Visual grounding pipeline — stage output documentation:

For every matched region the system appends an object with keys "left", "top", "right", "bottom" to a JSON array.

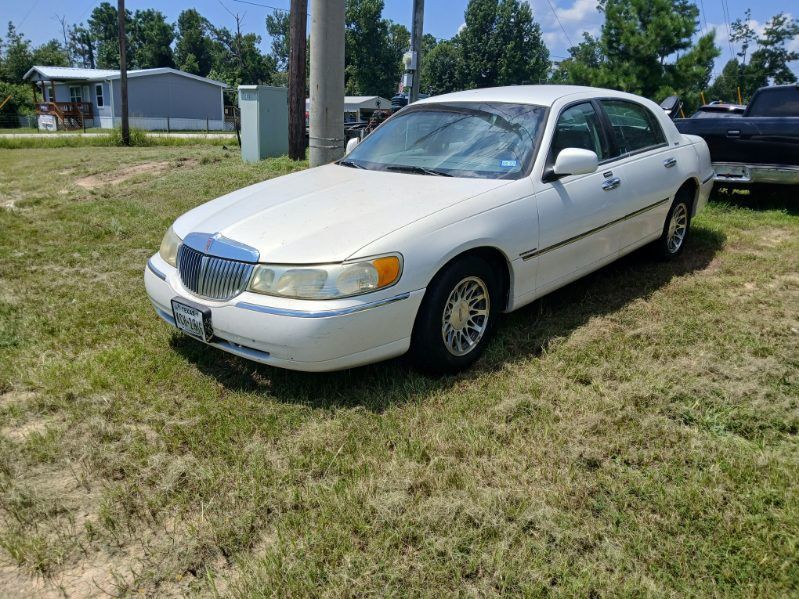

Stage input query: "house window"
[
  {"left": 95, "top": 84, "right": 104, "bottom": 107},
  {"left": 69, "top": 86, "right": 83, "bottom": 103}
]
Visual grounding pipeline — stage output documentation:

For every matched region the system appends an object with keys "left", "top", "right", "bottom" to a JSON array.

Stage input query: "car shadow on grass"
[{"left": 171, "top": 225, "right": 726, "bottom": 412}]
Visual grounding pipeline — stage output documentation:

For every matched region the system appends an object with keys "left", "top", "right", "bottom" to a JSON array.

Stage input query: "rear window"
[
  {"left": 690, "top": 109, "right": 742, "bottom": 118},
  {"left": 601, "top": 100, "right": 666, "bottom": 154},
  {"left": 748, "top": 88, "right": 799, "bottom": 117}
]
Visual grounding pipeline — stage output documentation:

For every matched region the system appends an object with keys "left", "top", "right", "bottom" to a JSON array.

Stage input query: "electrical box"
[{"left": 238, "top": 85, "right": 288, "bottom": 162}]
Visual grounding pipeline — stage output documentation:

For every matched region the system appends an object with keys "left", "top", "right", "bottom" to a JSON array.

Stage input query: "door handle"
[
  {"left": 727, "top": 129, "right": 741, "bottom": 138},
  {"left": 602, "top": 176, "right": 621, "bottom": 191},
  {"left": 663, "top": 157, "right": 677, "bottom": 168}
]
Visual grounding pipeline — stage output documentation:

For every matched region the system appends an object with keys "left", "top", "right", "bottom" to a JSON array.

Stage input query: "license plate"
[{"left": 171, "top": 299, "right": 212, "bottom": 342}]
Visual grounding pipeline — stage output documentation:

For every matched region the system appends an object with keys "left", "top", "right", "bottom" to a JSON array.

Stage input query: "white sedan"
[{"left": 145, "top": 85, "right": 714, "bottom": 373}]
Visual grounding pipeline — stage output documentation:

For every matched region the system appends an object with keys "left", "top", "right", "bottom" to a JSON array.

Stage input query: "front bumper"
[
  {"left": 713, "top": 162, "right": 799, "bottom": 185},
  {"left": 144, "top": 254, "right": 425, "bottom": 372}
]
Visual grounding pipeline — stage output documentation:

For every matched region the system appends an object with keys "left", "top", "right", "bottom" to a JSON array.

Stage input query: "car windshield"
[{"left": 343, "top": 102, "right": 546, "bottom": 179}]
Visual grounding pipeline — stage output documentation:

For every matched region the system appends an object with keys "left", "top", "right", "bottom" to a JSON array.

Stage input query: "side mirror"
[
  {"left": 660, "top": 95, "right": 683, "bottom": 120},
  {"left": 345, "top": 137, "right": 359, "bottom": 154},
  {"left": 553, "top": 148, "right": 598, "bottom": 177}
]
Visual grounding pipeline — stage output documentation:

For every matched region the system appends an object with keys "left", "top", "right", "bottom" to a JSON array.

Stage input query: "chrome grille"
[{"left": 176, "top": 244, "right": 255, "bottom": 301}]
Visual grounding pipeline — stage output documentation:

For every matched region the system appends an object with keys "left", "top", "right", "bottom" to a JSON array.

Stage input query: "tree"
[
  {"left": 209, "top": 25, "right": 275, "bottom": 88},
  {"left": 420, "top": 39, "right": 463, "bottom": 95},
  {"left": 69, "top": 25, "right": 96, "bottom": 68},
  {"left": 345, "top": 0, "right": 407, "bottom": 99},
  {"left": 31, "top": 39, "right": 70, "bottom": 67},
  {"left": 265, "top": 10, "right": 290, "bottom": 71},
  {"left": 556, "top": 0, "right": 719, "bottom": 112},
  {"left": 748, "top": 13, "right": 799, "bottom": 85},
  {"left": 1, "top": 23, "right": 33, "bottom": 82},
  {"left": 130, "top": 9, "right": 174, "bottom": 69},
  {"left": 457, "top": 0, "right": 549, "bottom": 89},
  {"left": 88, "top": 2, "right": 132, "bottom": 68},
  {"left": 708, "top": 11, "right": 798, "bottom": 103},
  {"left": 175, "top": 10, "right": 215, "bottom": 76}
]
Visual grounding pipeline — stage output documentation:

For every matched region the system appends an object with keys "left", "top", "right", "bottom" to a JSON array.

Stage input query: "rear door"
[{"left": 599, "top": 99, "right": 681, "bottom": 251}]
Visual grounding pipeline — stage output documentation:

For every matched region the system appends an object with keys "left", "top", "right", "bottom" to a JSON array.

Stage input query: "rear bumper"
[
  {"left": 713, "top": 162, "right": 799, "bottom": 185},
  {"left": 144, "top": 254, "right": 425, "bottom": 372}
]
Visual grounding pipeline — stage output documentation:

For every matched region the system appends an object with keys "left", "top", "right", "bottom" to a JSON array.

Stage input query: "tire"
[
  {"left": 654, "top": 192, "right": 692, "bottom": 260},
  {"left": 409, "top": 255, "right": 501, "bottom": 374}
]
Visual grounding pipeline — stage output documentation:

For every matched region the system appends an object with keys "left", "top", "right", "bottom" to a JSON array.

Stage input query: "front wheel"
[
  {"left": 409, "top": 256, "right": 500, "bottom": 374},
  {"left": 654, "top": 195, "right": 691, "bottom": 259}
]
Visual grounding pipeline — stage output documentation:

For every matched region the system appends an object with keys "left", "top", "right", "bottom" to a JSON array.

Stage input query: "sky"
[{"left": 4, "top": 0, "right": 798, "bottom": 77}]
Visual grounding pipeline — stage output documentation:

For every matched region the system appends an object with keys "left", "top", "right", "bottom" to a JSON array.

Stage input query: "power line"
[
  {"left": 543, "top": 0, "right": 573, "bottom": 47},
  {"left": 233, "top": 0, "right": 290, "bottom": 12},
  {"left": 698, "top": 0, "right": 708, "bottom": 35}
]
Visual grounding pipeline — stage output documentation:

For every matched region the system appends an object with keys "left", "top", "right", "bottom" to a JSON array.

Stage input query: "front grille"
[{"left": 177, "top": 244, "right": 255, "bottom": 301}]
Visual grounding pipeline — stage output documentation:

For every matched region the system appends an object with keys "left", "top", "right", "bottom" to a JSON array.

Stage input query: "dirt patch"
[
  {"left": 75, "top": 159, "right": 197, "bottom": 190},
  {"left": 1, "top": 416, "right": 53, "bottom": 442}
]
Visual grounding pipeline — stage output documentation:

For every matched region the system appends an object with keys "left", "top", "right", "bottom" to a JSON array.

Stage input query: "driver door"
[{"left": 533, "top": 101, "right": 628, "bottom": 295}]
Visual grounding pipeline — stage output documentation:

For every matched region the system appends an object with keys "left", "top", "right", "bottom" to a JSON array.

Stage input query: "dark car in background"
[{"left": 674, "top": 85, "right": 799, "bottom": 187}]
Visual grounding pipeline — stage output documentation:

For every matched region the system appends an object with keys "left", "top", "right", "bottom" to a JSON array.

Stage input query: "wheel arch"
[
  {"left": 676, "top": 177, "right": 699, "bottom": 216},
  {"left": 425, "top": 245, "right": 514, "bottom": 312}
]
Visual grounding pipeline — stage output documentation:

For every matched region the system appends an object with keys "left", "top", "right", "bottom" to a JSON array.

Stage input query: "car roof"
[{"left": 414, "top": 85, "right": 647, "bottom": 108}]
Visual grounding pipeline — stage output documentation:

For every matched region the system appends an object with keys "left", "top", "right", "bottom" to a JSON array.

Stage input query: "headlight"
[
  {"left": 159, "top": 226, "right": 182, "bottom": 267},
  {"left": 248, "top": 254, "right": 401, "bottom": 299}
]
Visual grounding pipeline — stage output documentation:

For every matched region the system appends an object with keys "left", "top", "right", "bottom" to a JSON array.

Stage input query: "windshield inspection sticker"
[{"left": 500, "top": 159, "right": 518, "bottom": 168}]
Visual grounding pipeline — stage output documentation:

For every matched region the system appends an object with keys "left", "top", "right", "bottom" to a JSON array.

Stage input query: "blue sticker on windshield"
[{"left": 500, "top": 159, "right": 518, "bottom": 168}]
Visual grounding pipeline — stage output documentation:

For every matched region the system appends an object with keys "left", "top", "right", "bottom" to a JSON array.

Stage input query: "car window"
[
  {"left": 747, "top": 87, "right": 799, "bottom": 117},
  {"left": 690, "top": 109, "right": 742, "bottom": 118},
  {"left": 549, "top": 102, "right": 609, "bottom": 162},
  {"left": 601, "top": 100, "right": 666, "bottom": 154}
]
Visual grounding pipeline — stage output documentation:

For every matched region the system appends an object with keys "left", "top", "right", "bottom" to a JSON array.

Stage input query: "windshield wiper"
[
  {"left": 385, "top": 165, "right": 452, "bottom": 177},
  {"left": 337, "top": 159, "right": 366, "bottom": 169}
]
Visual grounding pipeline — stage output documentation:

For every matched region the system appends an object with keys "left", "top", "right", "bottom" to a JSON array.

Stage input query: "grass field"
[{"left": 0, "top": 145, "right": 797, "bottom": 596}]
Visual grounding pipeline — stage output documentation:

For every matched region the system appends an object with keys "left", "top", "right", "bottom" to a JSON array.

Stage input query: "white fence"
[{"left": 94, "top": 116, "right": 233, "bottom": 131}]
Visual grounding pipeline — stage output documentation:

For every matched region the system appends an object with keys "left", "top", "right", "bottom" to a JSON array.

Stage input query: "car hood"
[{"left": 173, "top": 163, "right": 512, "bottom": 263}]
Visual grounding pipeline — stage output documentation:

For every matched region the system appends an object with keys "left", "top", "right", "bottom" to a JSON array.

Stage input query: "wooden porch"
[{"left": 34, "top": 101, "right": 94, "bottom": 131}]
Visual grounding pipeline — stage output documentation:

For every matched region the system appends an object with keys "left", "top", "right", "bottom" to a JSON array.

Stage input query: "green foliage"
[
  {"left": 68, "top": 25, "right": 96, "bottom": 69},
  {"left": 265, "top": 10, "right": 290, "bottom": 71},
  {"left": 1, "top": 23, "right": 33, "bottom": 82},
  {"left": 748, "top": 13, "right": 799, "bottom": 85},
  {"left": 0, "top": 81, "right": 35, "bottom": 117},
  {"left": 207, "top": 27, "right": 276, "bottom": 89},
  {"left": 708, "top": 12, "right": 798, "bottom": 104},
  {"left": 175, "top": 10, "right": 214, "bottom": 76},
  {"left": 556, "top": 0, "right": 719, "bottom": 111},
  {"left": 130, "top": 10, "right": 174, "bottom": 69},
  {"left": 88, "top": 2, "right": 129, "bottom": 69},
  {"left": 420, "top": 40, "right": 464, "bottom": 95},
  {"left": 345, "top": 0, "right": 408, "bottom": 99},
  {"left": 458, "top": 0, "right": 549, "bottom": 88},
  {"left": 30, "top": 40, "right": 69, "bottom": 68},
  {"left": 108, "top": 127, "right": 149, "bottom": 146}
]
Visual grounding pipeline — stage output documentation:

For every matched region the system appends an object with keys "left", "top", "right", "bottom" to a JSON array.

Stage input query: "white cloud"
[
  {"left": 525, "top": 0, "right": 603, "bottom": 55},
  {"left": 458, "top": 22, "right": 467, "bottom": 34}
]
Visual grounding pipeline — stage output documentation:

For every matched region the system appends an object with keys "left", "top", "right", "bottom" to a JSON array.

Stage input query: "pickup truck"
[{"left": 674, "top": 85, "right": 799, "bottom": 186}]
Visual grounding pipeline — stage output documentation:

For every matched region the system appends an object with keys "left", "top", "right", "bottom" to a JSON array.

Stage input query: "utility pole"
[
  {"left": 288, "top": 0, "right": 308, "bottom": 161},
  {"left": 409, "top": 0, "right": 425, "bottom": 103},
  {"left": 117, "top": 0, "right": 129, "bottom": 145},
  {"left": 309, "top": 0, "right": 345, "bottom": 166}
]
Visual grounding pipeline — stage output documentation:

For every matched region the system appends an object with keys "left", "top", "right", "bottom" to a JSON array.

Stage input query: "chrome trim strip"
[
  {"left": 236, "top": 292, "right": 411, "bottom": 318},
  {"left": 521, "top": 197, "right": 670, "bottom": 261},
  {"left": 183, "top": 232, "right": 260, "bottom": 263},
  {"left": 147, "top": 258, "right": 167, "bottom": 281}
]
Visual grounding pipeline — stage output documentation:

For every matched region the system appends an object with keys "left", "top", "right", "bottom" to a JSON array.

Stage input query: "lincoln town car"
[{"left": 145, "top": 85, "right": 714, "bottom": 373}]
